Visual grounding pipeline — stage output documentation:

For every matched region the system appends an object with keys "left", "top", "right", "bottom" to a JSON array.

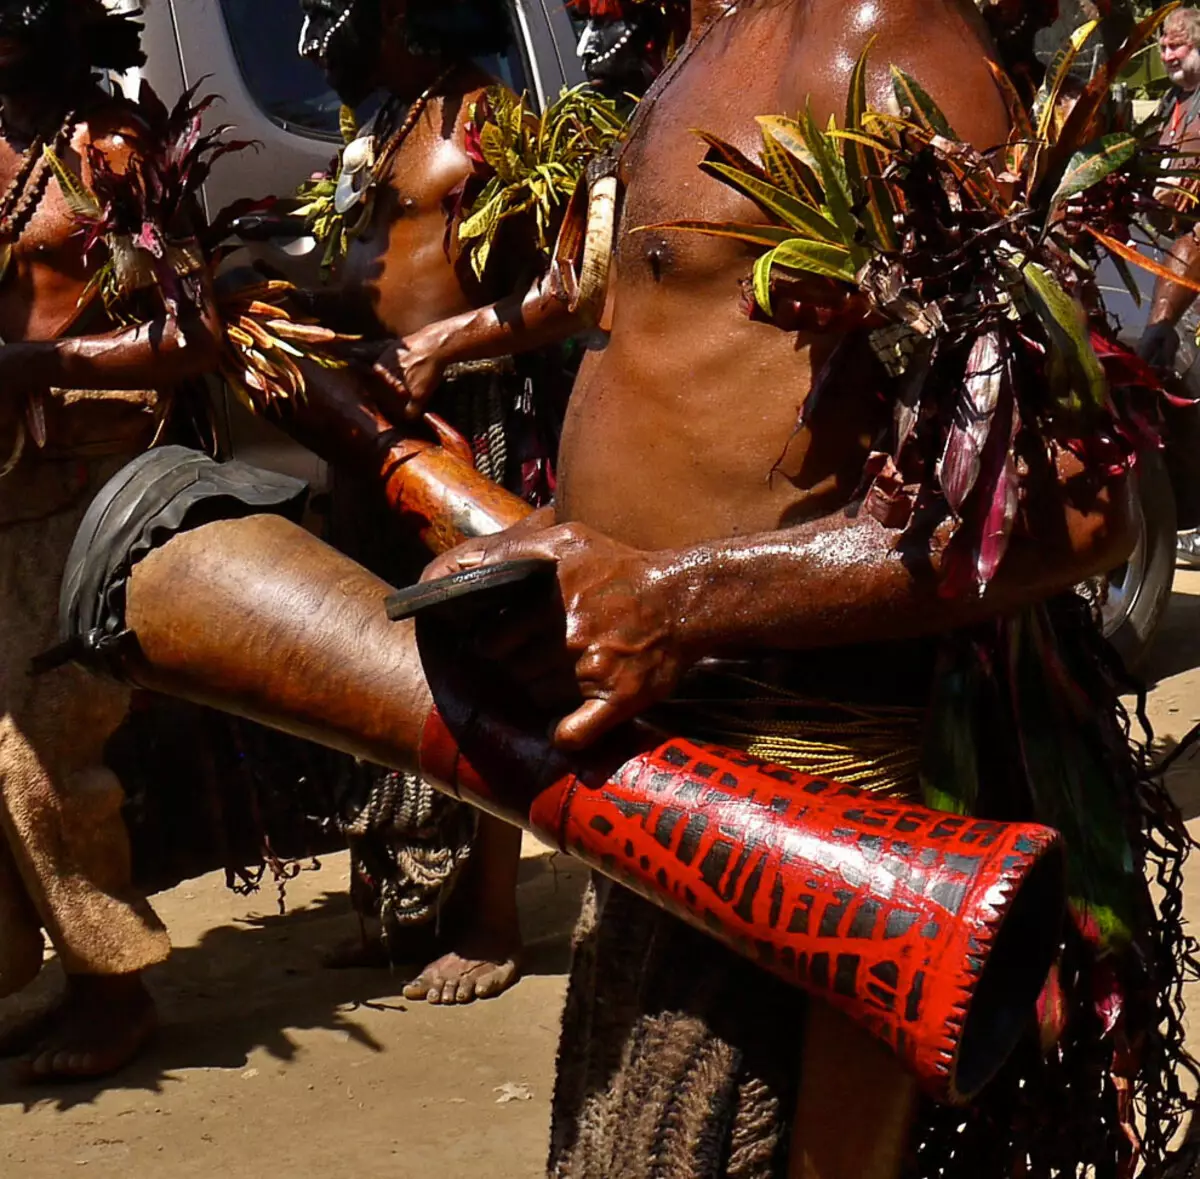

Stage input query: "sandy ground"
[{"left": 7, "top": 575, "right": 1200, "bottom": 1176}]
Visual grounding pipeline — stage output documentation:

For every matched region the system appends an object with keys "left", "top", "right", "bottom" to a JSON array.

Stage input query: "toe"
[
  {"left": 402, "top": 978, "right": 430, "bottom": 1000},
  {"left": 439, "top": 979, "right": 458, "bottom": 1005},
  {"left": 454, "top": 975, "right": 478, "bottom": 1004}
]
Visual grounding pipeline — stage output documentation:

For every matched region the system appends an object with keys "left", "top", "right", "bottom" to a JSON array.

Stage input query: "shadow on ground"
[
  {"left": 1142, "top": 582, "right": 1200, "bottom": 690},
  {"left": 0, "top": 850, "right": 588, "bottom": 1113}
]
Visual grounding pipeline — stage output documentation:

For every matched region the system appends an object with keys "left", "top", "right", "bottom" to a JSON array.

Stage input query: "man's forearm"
[
  {"left": 18, "top": 312, "right": 221, "bottom": 390},
  {"left": 432, "top": 275, "right": 588, "bottom": 366},
  {"left": 1148, "top": 231, "right": 1200, "bottom": 327},
  {"left": 654, "top": 490, "right": 1133, "bottom": 656}
]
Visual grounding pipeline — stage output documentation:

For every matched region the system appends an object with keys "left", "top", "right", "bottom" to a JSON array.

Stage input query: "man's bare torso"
[
  {"left": 336, "top": 73, "right": 496, "bottom": 339},
  {"left": 557, "top": 0, "right": 1010, "bottom": 552},
  {"left": 0, "top": 92, "right": 139, "bottom": 344}
]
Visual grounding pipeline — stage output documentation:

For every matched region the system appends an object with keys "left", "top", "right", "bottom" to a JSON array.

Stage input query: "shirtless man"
[
  {"left": 0, "top": 0, "right": 220, "bottom": 1080},
  {"left": 403, "top": 0, "right": 1136, "bottom": 1173},
  {"left": 294, "top": 0, "right": 537, "bottom": 1003}
]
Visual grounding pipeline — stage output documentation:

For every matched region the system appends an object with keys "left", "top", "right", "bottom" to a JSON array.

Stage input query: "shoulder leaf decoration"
[
  {"left": 642, "top": 3, "right": 1196, "bottom": 956},
  {"left": 457, "top": 85, "right": 627, "bottom": 280},
  {"left": 294, "top": 104, "right": 360, "bottom": 279},
  {"left": 644, "top": 1, "right": 1190, "bottom": 597},
  {"left": 50, "top": 80, "right": 256, "bottom": 322}
]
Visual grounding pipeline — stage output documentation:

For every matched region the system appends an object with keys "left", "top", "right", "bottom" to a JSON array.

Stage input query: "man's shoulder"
[{"left": 77, "top": 94, "right": 150, "bottom": 169}]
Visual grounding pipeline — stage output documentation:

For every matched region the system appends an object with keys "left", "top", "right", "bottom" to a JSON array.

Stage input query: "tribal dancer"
[
  {"left": 0, "top": 1, "right": 220, "bottom": 1080},
  {"left": 570, "top": 0, "right": 690, "bottom": 96},
  {"left": 401, "top": 1, "right": 1194, "bottom": 1175},
  {"left": 288, "top": 0, "right": 603, "bottom": 1002}
]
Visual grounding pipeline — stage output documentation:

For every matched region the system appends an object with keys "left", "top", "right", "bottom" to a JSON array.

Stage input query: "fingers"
[{"left": 553, "top": 695, "right": 638, "bottom": 751}]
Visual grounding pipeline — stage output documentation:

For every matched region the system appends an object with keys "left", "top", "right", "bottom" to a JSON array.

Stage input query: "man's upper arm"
[{"left": 798, "top": 0, "right": 1011, "bottom": 156}]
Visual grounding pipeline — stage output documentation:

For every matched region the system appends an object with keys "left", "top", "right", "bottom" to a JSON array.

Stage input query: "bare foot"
[
  {"left": 402, "top": 936, "right": 522, "bottom": 1005},
  {"left": 402, "top": 814, "right": 524, "bottom": 1005},
  {"left": 0, "top": 998, "right": 65, "bottom": 1059},
  {"left": 16, "top": 972, "right": 156, "bottom": 1083}
]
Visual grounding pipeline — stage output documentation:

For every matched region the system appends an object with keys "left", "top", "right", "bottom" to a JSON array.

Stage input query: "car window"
[{"left": 219, "top": 0, "right": 530, "bottom": 138}]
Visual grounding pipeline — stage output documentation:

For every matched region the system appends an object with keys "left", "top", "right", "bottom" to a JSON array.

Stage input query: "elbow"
[{"left": 171, "top": 306, "right": 223, "bottom": 377}]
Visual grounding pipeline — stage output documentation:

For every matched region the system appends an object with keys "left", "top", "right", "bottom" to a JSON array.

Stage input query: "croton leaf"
[
  {"left": 1050, "top": 132, "right": 1138, "bottom": 206},
  {"left": 890, "top": 66, "right": 957, "bottom": 140},
  {"left": 700, "top": 161, "right": 845, "bottom": 243},
  {"left": 637, "top": 219, "right": 799, "bottom": 248},
  {"left": 1021, "top": 259, "right": 1107, "bottom": 412},
  {"left": 759, "top": 130, "right": 822, "bottom": 206},
  {"left": 801, "top": 102, "right": 859, "bottom": 246},
  {"left": 1032, "top": 19, "right": 1098, "bottom": 149},
  {"left": 767, "top": 237, "right": 858, "bottom": 283},
  {"left": 1086, "top": 225, "right": 1200, "bottom": 296},
  {"left": 695, "top": 129, "right": 772, "bottom": 185},
  {"left": 1040, "top": 1, "right": 1181, "bottom": 197},
  {"left": 985, "top": 58, "right": 1035, "bottom": 179}
]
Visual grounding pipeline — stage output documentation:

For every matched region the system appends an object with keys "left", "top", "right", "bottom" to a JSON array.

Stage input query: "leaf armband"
[{"left": 457, "top": 84, "right": 627, "bottom": 280}]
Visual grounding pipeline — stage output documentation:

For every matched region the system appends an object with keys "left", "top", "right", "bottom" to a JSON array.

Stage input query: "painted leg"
[
  {"left": 788, "top": 1004, "right": 917, "bottom": 1179},
  {"left": 403, "top": 812, "right": 523, "bottom": 1004}
]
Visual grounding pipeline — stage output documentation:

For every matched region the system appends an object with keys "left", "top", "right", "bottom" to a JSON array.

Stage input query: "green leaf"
[
  {"left": 759, "top": 130, "right": 821, "bottom": 206},
  {"left": 43, "top": 147, "right": 101, "bottom": 219},
  {"left": 756, "top": 116, "right": 820, "bottom": 172},
  {"left": 638, "top": 219, "right": 802, "bottom": 248},
  {"left": 1040, "top": 2, "right": 1182, "bottom": 197},
  {"left": 700, "top": 160, "right": 845, "bottom": 243},
  {"left": 753, "top": 249, "right": 775, "bottom": 315},
  {"left": 1051, "top": 133, "right": 1138, "bottom": 205},
  {"left": 843, "top": 38, "right": 874, "bottom": 206},
  {"left": 1032, "top": 19, "right": 1098, "bottom": 148},
  {"left": 768, "top": 237, "right": 858, "bottom": 283},
  {"left": 799, "top": 101, "right": 859, "bottom": 247},
  {"left": 890, "top": 66, "right": 956, "bottom": 139},
  {"left": 1021, "top": 259, "right": 1107, "bottom": 412}
]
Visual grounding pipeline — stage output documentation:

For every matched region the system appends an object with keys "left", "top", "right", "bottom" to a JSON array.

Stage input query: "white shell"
[
  {"left": 341, "top": 135, "right": 375, "bottom": 174},
  {"left": 334, "top": 167, "right": 368, "bottom": 214}
]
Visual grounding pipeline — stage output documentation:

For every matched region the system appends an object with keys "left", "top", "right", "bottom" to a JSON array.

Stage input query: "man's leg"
[
  {"left": 0, "top": 457, "right": 169, "bottom": 1081},
  {"left": 402, "top": 812, "right": 522, "bottom": 1004},
  {"left": 788, "top": 1007, "right": 917, "bottom": 1179}
]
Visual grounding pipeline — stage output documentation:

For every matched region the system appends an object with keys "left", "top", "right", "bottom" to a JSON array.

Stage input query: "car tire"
[{"left": 1102, "top": 448, "right": 1177, "bottom": 671}]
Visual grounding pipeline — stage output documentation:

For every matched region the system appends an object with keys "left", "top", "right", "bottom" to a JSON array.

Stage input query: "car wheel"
[{"left": 1101, "top": 449, "right": 1177, "bottom": 671}]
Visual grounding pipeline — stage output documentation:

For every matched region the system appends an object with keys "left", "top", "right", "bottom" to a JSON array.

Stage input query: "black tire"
[{"left": 1102, "top": 448, "right": 1177, "bottom": 671}]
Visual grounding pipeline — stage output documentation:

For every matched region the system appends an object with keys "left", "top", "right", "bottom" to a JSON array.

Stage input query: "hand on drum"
[
  {"left": 372, "top": 323, "right": 449, "bottom": 422},
  {"left": 421, "top": 523, "right": 693, "bottom": 751}
]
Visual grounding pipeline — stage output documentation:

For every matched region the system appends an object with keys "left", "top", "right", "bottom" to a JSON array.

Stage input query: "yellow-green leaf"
[
  {"left": 1033, "top": 19, "right": 1098, "bottom": 148},
  {"left": 754, "top": 248, "right": 776, "bottom": 315},
  {"left": 769, "top": 237, "right": 858, "bottom": 283},
  {"left": 1050, "top": 133, "right": 1137, "bottom": 206},
  {"left": 1021, "top": 259, "right": 1106, "bottom": 412},
  {"left": 890, "top": 66, "right": 957, "bottom": 139},
  {"left": 701, "top": 160, "right": 845, "bottom": 243}
]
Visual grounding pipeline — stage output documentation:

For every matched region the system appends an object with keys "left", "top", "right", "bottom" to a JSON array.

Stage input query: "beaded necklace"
[
  {"left": 336, "top": 66, "right": 455, "bottom": 234},
  {"left": 0, "top": 106, "right": 77, "bottom": 283}
]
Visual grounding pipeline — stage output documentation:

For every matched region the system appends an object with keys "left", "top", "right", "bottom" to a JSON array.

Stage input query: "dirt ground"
[{"left": 7, "top": 576, "right": 1200, "bottom": 1177}]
